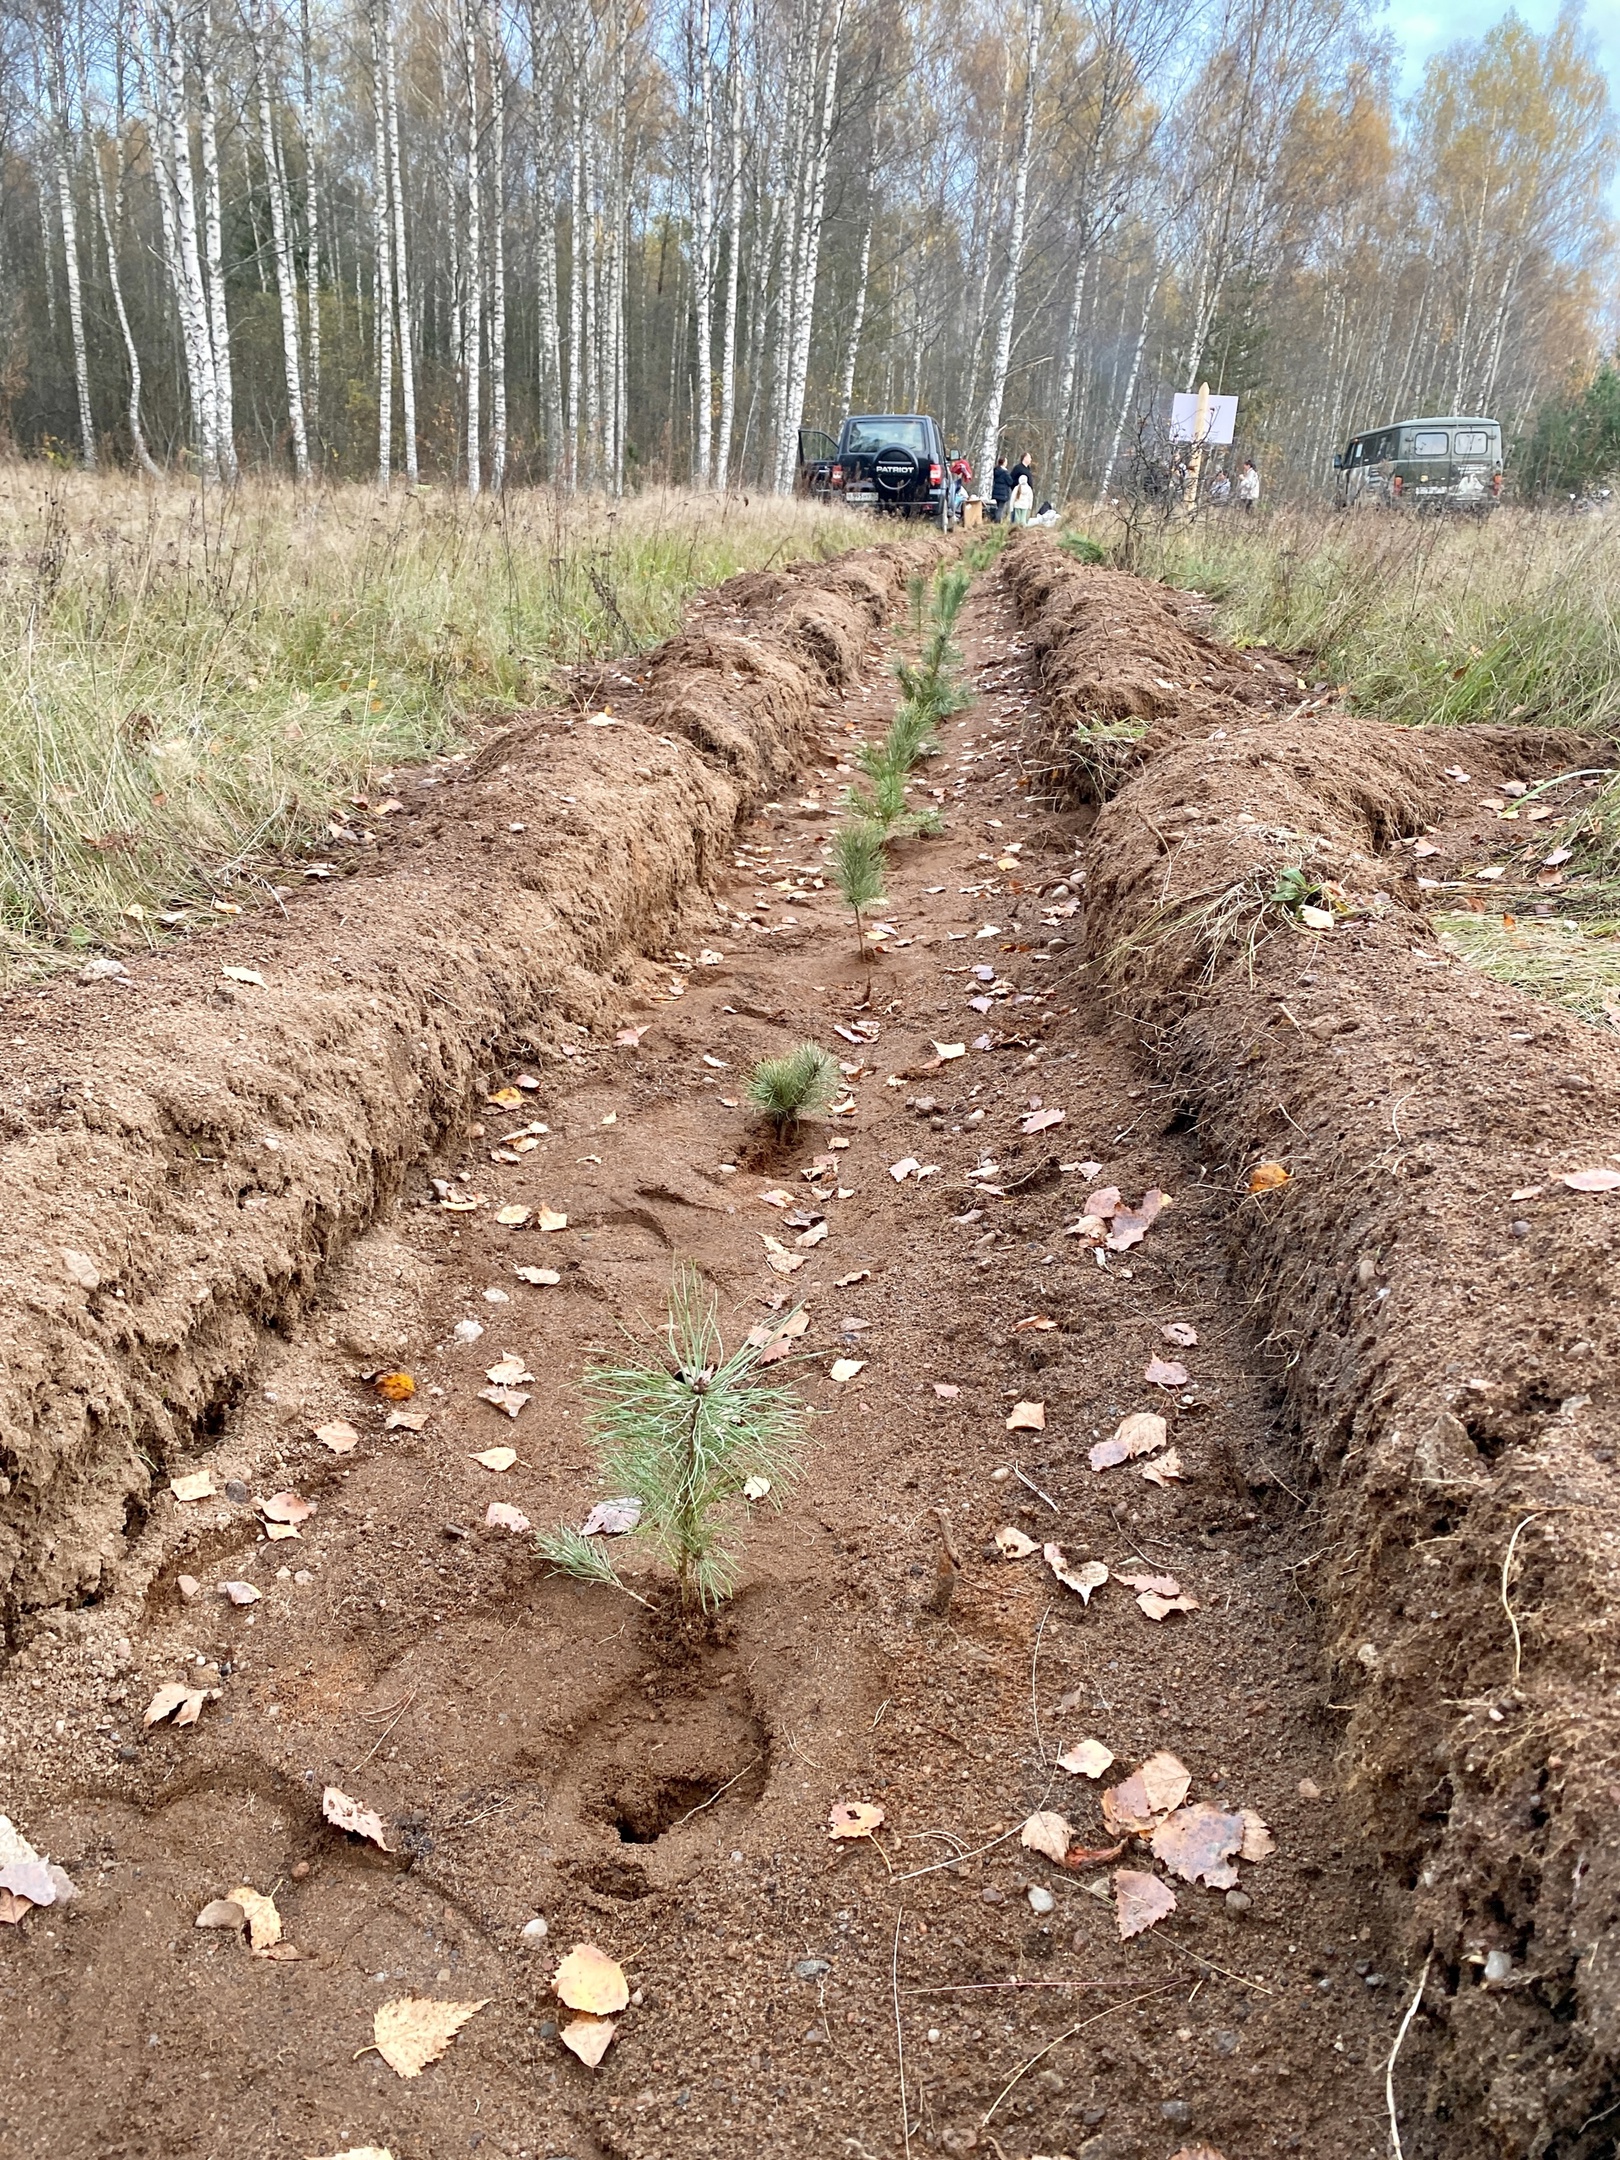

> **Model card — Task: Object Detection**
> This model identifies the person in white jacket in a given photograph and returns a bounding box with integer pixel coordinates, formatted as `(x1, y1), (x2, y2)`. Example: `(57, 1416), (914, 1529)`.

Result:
(1009, 474), (1035, 525)
(1237, 460), (1261, 512)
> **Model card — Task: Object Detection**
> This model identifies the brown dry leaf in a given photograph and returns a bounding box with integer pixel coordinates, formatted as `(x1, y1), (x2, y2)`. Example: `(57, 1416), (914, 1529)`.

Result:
(264, 1521), (301, 1542)
(375, 1371), (415, 1402)
(995, 1525), (1038, 1559)
(471, 1447), (518, 1472)
(1161, 1322), (1199, 1347)
(1057, 1738), (1115, 1779)
(1151, 1804), (1245, 1889)
(1006, 1400), (1045, 1432)
(1247, 1161), (1289, 1193)
(1168, 2146), (1230, 2159)
(173, 1688), (207, 1724)
(322, 1786), (393, 1851)
(1114, 1869), (1177, 1940)
(615, 1024), (650, 1046)
(795, 1220), (829, 1248)
(828, 1801), (885, 1840)
(1083, 1186), (1122, 1218)
(1089, 1411), (1168, 1471)
(828, 1358), (865, 1383)
(514, 1266), (562, 1286)
(144, 1682), (201, 1727)
(1021, 1108), (1066, 1134)
(1143, 1356), (1189, 1387)
(373, 1997), (489, 2079)
(535, 1206), (569, 1232)
(228, 1883), (283, 1952)
(487, 1086), (524, 1107)
(1102, 1752), (1192, 1834)
(0, 1888), (33, 1924)
(1239, 1808), (1276, 1862)
(386, 1408), (430, 1431)
(486, 1353), (537, 1385)
(1019, 1811), (1074, 1865)
(260, 1490), (314, 1524)
(1012, 1315), (1057, 1333)
(581, 1497), (642, 1536)
(479, 1385), (531, 1418)
(485, 1502), (532, 1532)
(761, 1234), (808, 1276)
(1140, 1450), (1186, 1487)
(933, 1382), (959, 1399)
(560, 2013), (618, 2068)
(195, 1898), (247, 1931)
(835, 1269), (871, 1287)
(1044, 1544), (1108, 1603)
(494, 1205), (532, 1226)
(1560, 1168), (1620, 1193)
(315, 1421), (360, 1454)
(170, 1471), (216, 1503)
(1118, 1569), (1182, 1596)
(1137, 1587), (1201, 1621)
(554, 1943), (630, 2015)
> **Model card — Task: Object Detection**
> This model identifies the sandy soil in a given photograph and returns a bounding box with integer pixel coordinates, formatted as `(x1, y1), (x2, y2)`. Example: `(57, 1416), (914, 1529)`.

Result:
(1, 535), (1615, 2160)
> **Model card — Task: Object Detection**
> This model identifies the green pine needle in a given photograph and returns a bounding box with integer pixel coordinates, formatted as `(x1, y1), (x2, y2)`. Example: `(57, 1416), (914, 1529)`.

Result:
(535, 1524), (629, 1592)
(745, 1042), (841, 1132)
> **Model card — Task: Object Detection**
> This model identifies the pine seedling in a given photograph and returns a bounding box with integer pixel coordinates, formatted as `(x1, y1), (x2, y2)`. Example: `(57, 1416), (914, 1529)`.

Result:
(831, 819), (888, 952)
(746, 1041), (841, 1137)
(540, 1265), (807, 1616)
(534, 1523), (648, 1603)
(884, 703), (940, 766)
(930, 566), (972, 633)
(906, 571), (928, 633)
(843, 761), (909, 830)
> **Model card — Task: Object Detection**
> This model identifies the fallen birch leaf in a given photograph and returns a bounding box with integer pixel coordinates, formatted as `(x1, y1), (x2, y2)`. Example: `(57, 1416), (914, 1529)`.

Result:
(260, 1490), (314, 1524)
(221, 965), (265, 986)
(479, 1385), (531, 1417)
(829, 1358), (865, 1383)
(170, 1471), (216, 1503)
(221, 1581), (260, 1607)
(1006, 1400), (1045, 1432)
(835, 1269), (872, 1287)
(560, 2012), (618, 2068)
(1560, 1168), (1620, 1193)
(228, 1883), (283, 1952)
(828, 1801), (885, 1839)
(386, 1408), (429, 1431)
(1013, 1315), (1057, 1333)
(195, 1897), (247, 1931)
(995, 1525), (1038, 1558)
(485, 1502), (532, 1532)
(1020, 1811), (1074, 1865)
(264, 1521), (299, 1543)
(758, 1188), (792, 1209)
(1247, 1161), (1289, 1192)
(535, 1207), (569, 1232)
(1140, 1450), (1186, 1487)
(1161, 1322), (1198, 1347)
(0, 1888), (33, 1924)
(1137, 1587), (1201, 1621)
(581, 1497), (642, 1537)
(1057, 1738), (1115, 1779)
(1044, 1545), (1108, 1603)
(1114, 1869), (1177, 1939)
(1102, 1753), (1192, 1834)
(495, 1205), (532, 1226)
(1239, 1808), (1276, 1862)
(743, 1475), (771, 1500)
(315, 1421), (360, 1454)
(487, 1086), (524, 1107)
(889, 1156), (921, 1182)
(933, 1382), (959, 1399)
(471, 1447), (517, 1472)
(486, 1353), (536, 1385)
(1083, 1186), (1121, 1218)
(932, 1042), (966, 1061)
(1168, 2147), (1230, 2160)
(144, 1682), (207, 1725)
(514, 1266), (562, 1285)
(373, 1997), (489, 2079)
(1021, 1108), (1066, 1133)
(323, 1787), (393, 1851)
(1144, 1357), (1189, 1387)
(615, 1025), (650, 1046)
(1118, 1569), (1182, 1596)
(375, 1371), (415, 1402)
(554, 1942), (630, 2015)
(1151, 1804), (1245, 1889)
(1089, 1412), (1167, 1471)
(795, 1220), (829, 1247)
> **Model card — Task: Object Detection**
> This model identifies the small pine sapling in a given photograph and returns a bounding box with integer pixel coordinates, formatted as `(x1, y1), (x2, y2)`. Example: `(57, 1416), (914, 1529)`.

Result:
(906, 570), (928, 634)
(745, 1041), (841, 1137)
(831, 819), (888, 952)
(930, 565), (971, 632)
(538, 1266), (807, 1615)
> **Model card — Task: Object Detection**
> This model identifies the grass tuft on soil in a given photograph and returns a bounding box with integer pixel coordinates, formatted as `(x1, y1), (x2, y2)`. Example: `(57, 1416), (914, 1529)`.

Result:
(0, 470), (869, 979)
(1435, 908), (1620, 1029)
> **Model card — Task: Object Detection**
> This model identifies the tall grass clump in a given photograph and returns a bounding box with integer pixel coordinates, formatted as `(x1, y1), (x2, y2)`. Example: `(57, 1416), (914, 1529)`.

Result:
(537, 1264), (807, 1616)
(0, 471), (870, 980)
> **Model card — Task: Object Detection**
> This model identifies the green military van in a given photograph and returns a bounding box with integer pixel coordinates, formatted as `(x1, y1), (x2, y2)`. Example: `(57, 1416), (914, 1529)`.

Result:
(1333, 416), (1503, 511)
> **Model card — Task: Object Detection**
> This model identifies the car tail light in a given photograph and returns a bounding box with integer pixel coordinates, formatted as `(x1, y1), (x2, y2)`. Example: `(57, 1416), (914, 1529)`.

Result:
(830, 465), (843, 487)
(1492, 472), (1503, 497)
(929, 463), (942, 484)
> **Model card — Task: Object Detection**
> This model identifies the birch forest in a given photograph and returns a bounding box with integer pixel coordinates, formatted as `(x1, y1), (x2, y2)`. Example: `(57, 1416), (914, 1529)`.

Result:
(0, 0), (1614, 495)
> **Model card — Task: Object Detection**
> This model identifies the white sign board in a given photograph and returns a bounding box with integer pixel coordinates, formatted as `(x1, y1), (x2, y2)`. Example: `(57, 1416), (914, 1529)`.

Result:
(1169, 392), (1238, 446)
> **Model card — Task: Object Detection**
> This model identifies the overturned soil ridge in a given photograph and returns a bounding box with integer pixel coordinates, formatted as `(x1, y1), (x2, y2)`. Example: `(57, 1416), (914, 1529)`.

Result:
(1006, 530), (1620, 2156)
(0, 540), (939, 1629)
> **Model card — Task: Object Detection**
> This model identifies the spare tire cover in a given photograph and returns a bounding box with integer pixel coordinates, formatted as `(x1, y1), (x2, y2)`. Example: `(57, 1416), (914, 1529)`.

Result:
(874, 446), (920, 493)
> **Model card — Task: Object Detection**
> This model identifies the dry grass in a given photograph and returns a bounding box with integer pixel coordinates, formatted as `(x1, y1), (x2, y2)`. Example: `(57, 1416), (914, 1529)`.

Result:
(0, 468), (870, 977)
(1434, 909), (1620, 1031)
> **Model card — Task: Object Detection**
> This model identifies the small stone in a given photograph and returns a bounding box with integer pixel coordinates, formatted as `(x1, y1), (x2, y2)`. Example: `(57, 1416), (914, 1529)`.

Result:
(1160, 2100), (1192, 2127)
(1214, 2028), (1238, 2055)
(177, 1575), (202, 1601)
(794, 1958), (830, 1980)
(521, 1915), (549, 1943)
(117, 1744), (138, 1762)
(1364, 1970), (1387, 1989)
(537, 2019), (556, 2039)
(1297, 1778), (1322, 1801)
(1028, 1885), (1055, 1915)
(1508, 1219), (1531, 1238)
(1226, 1889), (1252, 1914)
(293, 1569), (313, 1585)
(223, 1479), (250, 1505)
(981, 1887), (1004, 1904)
(291, 1860), (311, 1880)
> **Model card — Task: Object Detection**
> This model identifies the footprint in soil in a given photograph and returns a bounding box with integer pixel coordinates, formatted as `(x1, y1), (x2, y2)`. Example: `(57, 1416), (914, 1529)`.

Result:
(545, 1649), (769, 1902)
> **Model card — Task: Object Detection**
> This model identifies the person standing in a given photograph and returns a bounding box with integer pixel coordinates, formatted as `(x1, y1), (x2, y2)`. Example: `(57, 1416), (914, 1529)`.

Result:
(1209, 468), (1232, 507)
(1010, 452), (1034, 493)
(1009, 472), (1034, 525)
(1237, 460), (1261, 513)
(990, 459), (1012, 521)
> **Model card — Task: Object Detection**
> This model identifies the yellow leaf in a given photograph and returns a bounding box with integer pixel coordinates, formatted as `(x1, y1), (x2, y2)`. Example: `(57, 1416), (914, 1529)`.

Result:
(170, 1470), (216, 1502)
(228, 1883), (282, 1953)
(554, 1942), (630, 2015)
(495, 1205), (531, 1227)
(471, 1447), (517, 1472)
(1247, 1161), (1289, 1192)
(372, 1997), (489, 2079)
(828, 1801), (885, 1839)
(487, 1087), (524, 1108)
(559, 2013), (617, 2068)
(374, 1371), (415, 1402)
(1005, 1400), (1045, 1432)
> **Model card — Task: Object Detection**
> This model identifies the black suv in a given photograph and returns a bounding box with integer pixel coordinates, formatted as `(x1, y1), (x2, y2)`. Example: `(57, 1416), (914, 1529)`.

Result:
(801, 414), (955, 526)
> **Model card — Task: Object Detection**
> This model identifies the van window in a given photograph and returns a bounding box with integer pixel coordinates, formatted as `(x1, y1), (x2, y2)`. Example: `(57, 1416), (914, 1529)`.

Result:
(843, 417), (928, 455)
(1453, 429), (1492, 457)
(1409, 430), (1448, 457)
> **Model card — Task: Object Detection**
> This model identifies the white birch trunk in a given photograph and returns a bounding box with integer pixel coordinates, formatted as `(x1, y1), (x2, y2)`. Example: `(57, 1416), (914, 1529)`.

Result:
(92, 134), (162, 476)
(689, 0), (715, 483)
(484, 0), (507, 491)
(382, 0), (418, 483)
(836, 192), (872, 414)
(152, 0), (221, 477)
(527, 0), (564, 475)
(368, 0), (394, 491)
(776, 0), (844, 494)
(248, 0), (311, 478)
(461, 0), (483, 497)
(976, 0), (1042, 495)
(713, 0), (743, 491)
(48, 67), (96, 467)
(298, 0), (321, 448)
(198, 15), (237, 479)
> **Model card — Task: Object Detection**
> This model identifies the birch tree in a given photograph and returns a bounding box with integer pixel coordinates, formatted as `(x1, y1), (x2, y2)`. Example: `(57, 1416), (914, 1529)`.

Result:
(246, 0), (310, 476)
(975, 0), (1042, 494)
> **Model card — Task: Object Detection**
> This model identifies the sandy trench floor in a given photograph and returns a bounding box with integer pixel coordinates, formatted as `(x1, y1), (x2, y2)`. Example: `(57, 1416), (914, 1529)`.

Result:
(0, 572), (1417, 2160)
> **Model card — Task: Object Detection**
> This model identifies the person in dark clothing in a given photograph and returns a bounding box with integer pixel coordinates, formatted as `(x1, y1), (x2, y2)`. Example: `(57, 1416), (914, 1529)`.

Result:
(990, 460), (1012, 520)
(1010, 454), (1034, 492)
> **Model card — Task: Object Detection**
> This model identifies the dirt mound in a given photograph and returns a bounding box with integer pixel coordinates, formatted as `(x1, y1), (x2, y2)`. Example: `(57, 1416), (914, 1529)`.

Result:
(0, 540), (936, 1630)
(1012, 543), (1620, 2152)
(1001, 532), (1304, 802)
